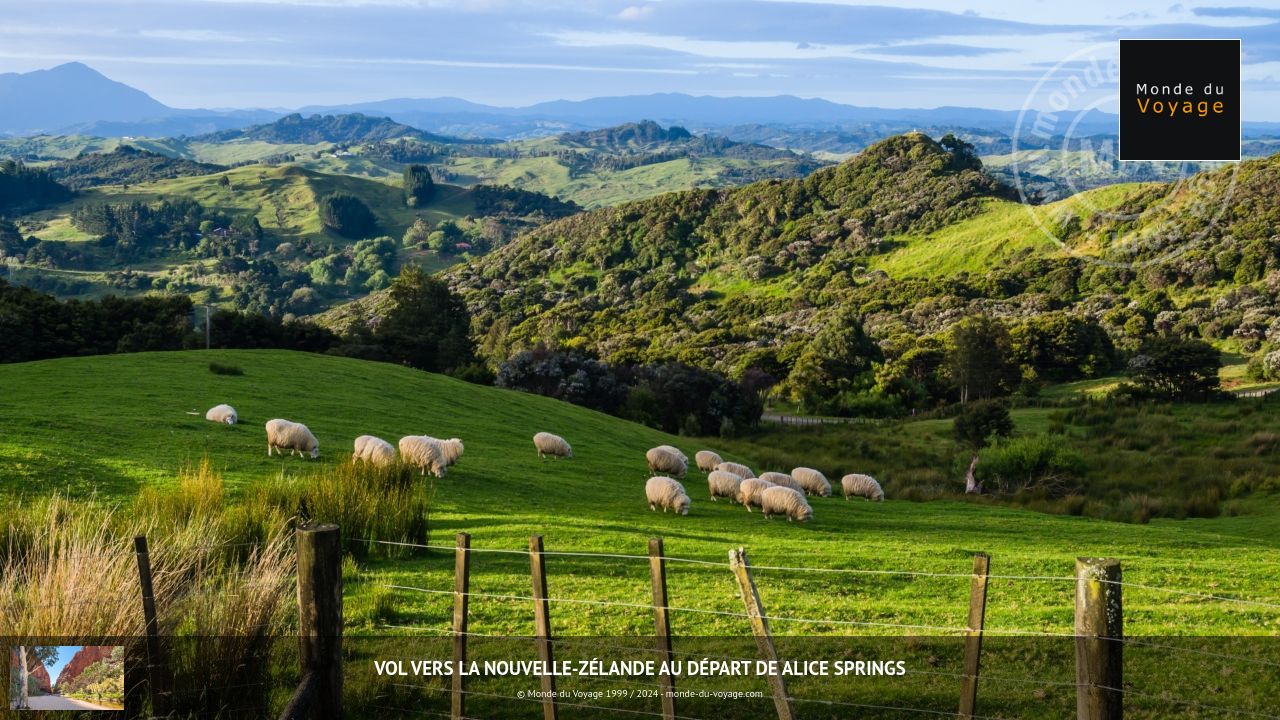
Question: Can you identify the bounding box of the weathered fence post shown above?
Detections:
[958,552,990,719]
[452,533,471,720]
[1075,558,1122,720]
[134,535,169,716]
[648,538,677,720]
[729,547,795,720]
[529,535,559,720]
[294,523,343,720]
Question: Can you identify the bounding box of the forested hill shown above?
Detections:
[196,113,475,145]
[559,119,815,162]
[49,146,225,189]
[447,131,1280,415]
[448,132,1011,359]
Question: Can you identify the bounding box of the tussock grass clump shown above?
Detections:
[208,362,244,376]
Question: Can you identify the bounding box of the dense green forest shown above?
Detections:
[49,145,225,189]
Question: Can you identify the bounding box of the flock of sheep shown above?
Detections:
[204,407,881,524]
[641,446,883,523]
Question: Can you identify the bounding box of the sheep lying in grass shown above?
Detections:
[266,419,319,459]
[399,435,449,477]
[206,404,238,425]
[647,446,688,478]
[737,477,776,512]
[353,435,396,467]
[695,450,723,473]
[533,432,573,459]
[645,476,691,515]
[760,486,813,522]
[759,471,804,493]
[791,467,832,497]
[841,474,884,502]
[716,461,755,479]
[707,470,743,503]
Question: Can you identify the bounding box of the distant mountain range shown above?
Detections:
[4,62,1280,144]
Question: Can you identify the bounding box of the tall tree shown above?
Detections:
[373,265,475,372]
[787,307,881,412]
[1128,336,1221,401]
[14,646,59,708]
[944,314,1020,403]
[953,399,1014,494]
[402,164,434,207]
[318,192,377,239]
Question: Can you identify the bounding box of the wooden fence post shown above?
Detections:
[134,535,169,716]
[648,538,677,720]
[958,552,990,719]
[1075,558,1122,720]
[529,535,558,720]
[728,547,795,720]
[452,533,471,720]
[296,523,343,720]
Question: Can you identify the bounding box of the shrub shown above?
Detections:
[971,435,1087,496]
[208,362,244,376]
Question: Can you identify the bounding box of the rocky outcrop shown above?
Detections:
[8,647,52,694]
[55,646,113,688]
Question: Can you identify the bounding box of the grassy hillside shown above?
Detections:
[1,349,1278,644]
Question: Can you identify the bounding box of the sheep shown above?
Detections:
[533,432,573,459]
[791,467,832,497]
[760,486,813,522]
[646,446,688,478]
[716,461,756,479]
[695,450,723,473]
[841,473,885,502]
[645,476,691,515]
[759,471,804,493]
[707,470,743,503]
[353,435,396,467]
[656,445,688,463]
[737,477,776,512]
[205,404,238,425]
[439,438,465,466]
[265,419,319,459]
[399,435,449,477]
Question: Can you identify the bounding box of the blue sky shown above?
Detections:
[1,1,1278,117]
[41,646,85,685]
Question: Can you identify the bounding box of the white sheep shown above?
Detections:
[205,404,238,425]
[791,467,832,497]
[353,435,396,467]
[760,486,813,522]
[399,435,449,477]
[656,445,689,463]
[695,450,723,473]
[533,432,573,459]
[841,474,884,502]
[737,477,776,512]
[265,419,319,459]
[646,446,688,478]
[439,438,465,466]
[716,461,755,479]
[645,476,691,515]
[707,470,743,503]
[759,471,804,493]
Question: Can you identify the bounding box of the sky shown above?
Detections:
[1,0,1279,117]
[41,646,86,685]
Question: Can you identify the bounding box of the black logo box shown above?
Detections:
[1119,39,1241,162]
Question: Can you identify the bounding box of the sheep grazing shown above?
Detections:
[205,404,238,425]
[707,470,743,503]
[759,471,804,493]
[737,477,776,512]
[716,461,756,479]
[353,435,396,467]
[760,486,814,522]
[265,419,319,459]
[399,435,449,477]
[841,473,884,502]
[533,432,573,459]
[656,445,689,463]
[646,446,688,478]
[645,476,691,516]
[791,467,832,497]
[695,450,724,473]
[439,438,465,466]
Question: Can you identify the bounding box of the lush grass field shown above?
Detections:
[1,349,1278,646]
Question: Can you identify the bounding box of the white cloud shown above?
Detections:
[618,5,653,21]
